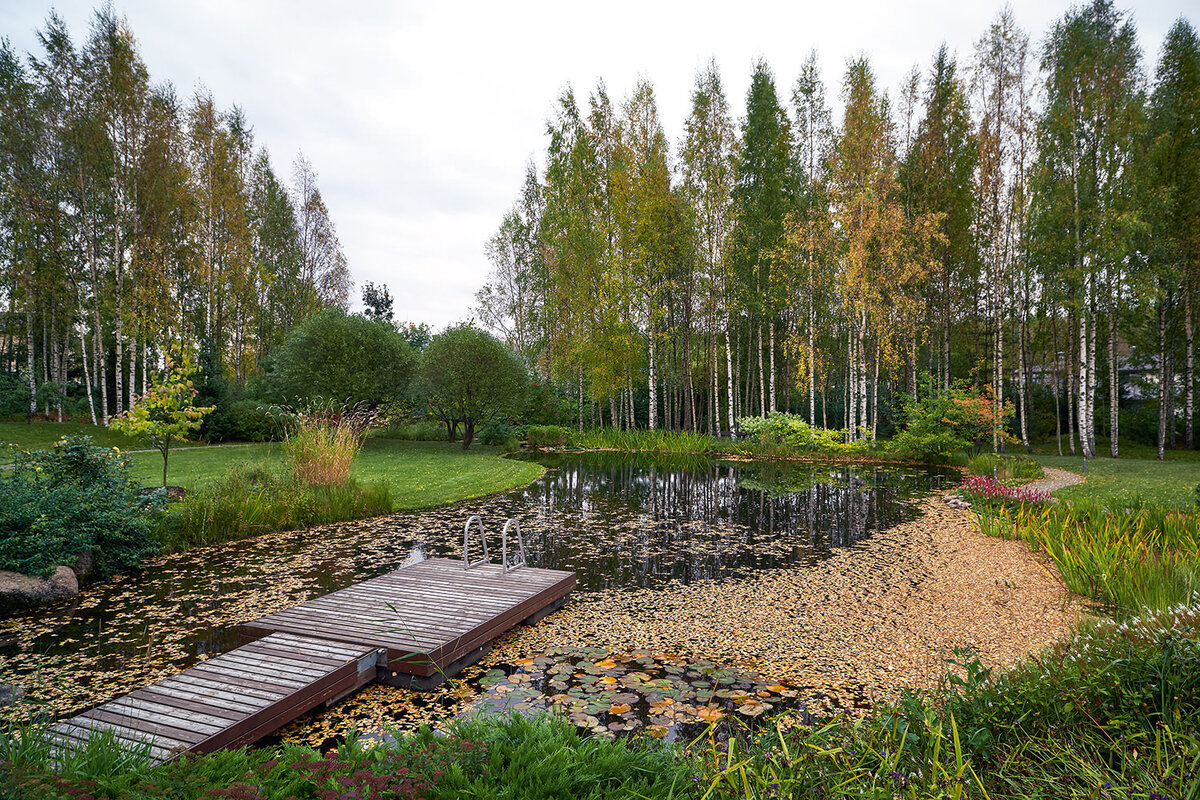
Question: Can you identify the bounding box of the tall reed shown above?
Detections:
[282,402,380,486]
[976,502,1200,614]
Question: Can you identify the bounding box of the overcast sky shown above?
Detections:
[0,0,1186,329]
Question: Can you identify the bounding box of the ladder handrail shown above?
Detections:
[463,515,489,569]
[501,518,527,573]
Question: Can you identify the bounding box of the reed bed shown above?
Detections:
[975,501,1200,614]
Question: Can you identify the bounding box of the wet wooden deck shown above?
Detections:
[49,556,576,762]
[241,558,577,685]
[49,633,379,764]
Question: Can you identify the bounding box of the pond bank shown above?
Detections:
[278,495,1080,745]
[493,497,1081,711]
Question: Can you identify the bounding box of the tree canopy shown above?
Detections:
[421,325,529,449]
[268,310,415,408]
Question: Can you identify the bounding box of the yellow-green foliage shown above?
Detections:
[976,503,1200,613]
[282,404,378,486]
[109,350,213,487]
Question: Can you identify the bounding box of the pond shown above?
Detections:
[0,451,955,739]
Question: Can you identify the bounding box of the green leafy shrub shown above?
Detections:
[737,412,850,453]
[204,400,279,442]
[967,452,1045,482]
[0,436,164,577]
[375,420,448,441]
[525,424,573,448]
[888,378,1015,462]
[157,466,393,550]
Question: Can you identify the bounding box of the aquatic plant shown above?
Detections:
[283,402,381,486]
[975,501,1200,614]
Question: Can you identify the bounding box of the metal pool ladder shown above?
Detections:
[463,516,527,573]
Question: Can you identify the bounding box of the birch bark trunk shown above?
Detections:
[757,324,765,418]
[648,330,657,430]
[768,319,776,414]
[725,328,735,432]
[1109,282,1119,458]
[1186,288,1194,450]
[1158,301,1168,461]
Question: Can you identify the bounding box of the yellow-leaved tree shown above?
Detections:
[110,350,214,488]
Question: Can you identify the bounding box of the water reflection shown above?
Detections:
[487,452,955,590]
[0,451,953,721]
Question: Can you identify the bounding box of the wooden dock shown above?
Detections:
[49,554,576,763]
[241,558,577,688]
[49,633,379,763]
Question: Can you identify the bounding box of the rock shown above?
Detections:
[0,565,79,613]
[72,549,94,580]
[0,683,25,706]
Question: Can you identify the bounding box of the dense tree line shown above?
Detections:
[477,1,1200,457]
[0,9,351,424]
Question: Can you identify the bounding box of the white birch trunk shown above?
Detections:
[768,319,776,414]
[1109,291,1119,458]
[1087,306,1097,456]
[725,328,735,433]
[757,324,765,418]
[648,330,657,430]
[1186,289,1194,450]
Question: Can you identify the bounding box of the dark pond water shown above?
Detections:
[0,451,955,727]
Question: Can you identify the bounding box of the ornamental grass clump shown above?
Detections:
[282,402,381,487]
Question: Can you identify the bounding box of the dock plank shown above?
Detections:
[51,633,377,766]
[242,558,576,678]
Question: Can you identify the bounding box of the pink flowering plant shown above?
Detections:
[958,474,1049,510]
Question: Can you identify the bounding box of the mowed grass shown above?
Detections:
[0,420,212,463]
[2,422,544,511]
[126,438,542,511]
[1030,452,1200,509]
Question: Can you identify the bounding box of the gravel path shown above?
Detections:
[1026,466,1085,496]
[482,497,1081,716]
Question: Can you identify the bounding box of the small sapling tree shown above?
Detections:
[111,350,214,487]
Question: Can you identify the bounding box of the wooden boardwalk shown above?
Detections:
[50,554,576,762]
[241,558,577,687]
[49,633,379,764]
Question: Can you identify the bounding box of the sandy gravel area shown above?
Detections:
[490,498,1082,713]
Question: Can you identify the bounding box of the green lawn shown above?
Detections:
[124,439,543,511]
[0,421,212,463]
[1030,451,1200,509]
[2,422,544,512]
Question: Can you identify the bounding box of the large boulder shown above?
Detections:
[0,565,79,614]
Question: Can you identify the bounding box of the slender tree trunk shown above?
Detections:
[757,324,766,418]
[1186,288,1194,450]
[871,343,880,441]
[1109,283,1119,458]
[1018,317,1029,452]
[648,330,657,430]
[768,319,776,414]
[25,300,36,420]
[1158,300,1169,461]
[1068,312,1077,456]
[1087,304,1097,457]
[858,309,868,436]
[725,328,735,433]
[1077,299,1091,458]
[808,303,816,426]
